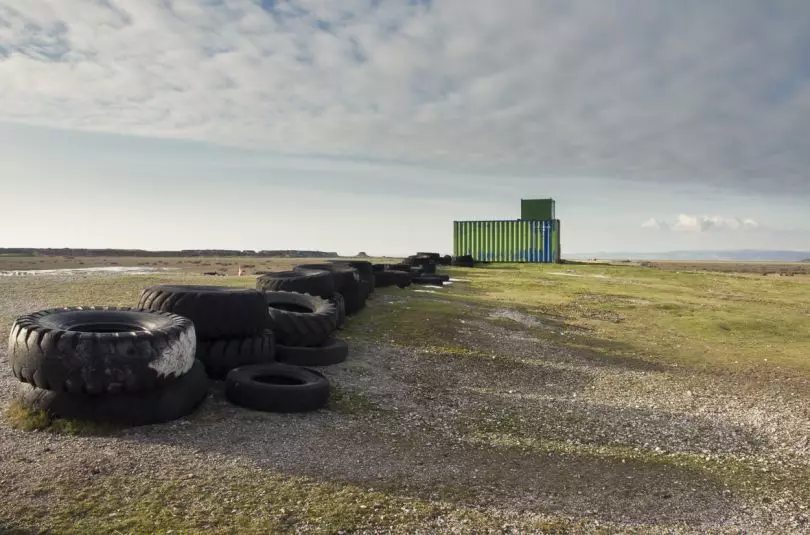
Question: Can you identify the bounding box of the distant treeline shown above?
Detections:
[0,248,339,258]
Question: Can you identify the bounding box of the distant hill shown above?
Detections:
[0,248,339,258]
[566,250,810,262]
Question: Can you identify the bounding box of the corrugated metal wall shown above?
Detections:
[453,220,561,263]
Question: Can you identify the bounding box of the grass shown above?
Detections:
[0,465,577,534]
[5,401,115,436]
[1,258,809,532]
[451,263,810,375]
[328,385,381,414]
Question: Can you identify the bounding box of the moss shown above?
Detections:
[5,401,115,436]
[328,385,381,414]
[0,467,573,534]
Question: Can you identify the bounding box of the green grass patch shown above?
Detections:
[0,466,576,535]
[328,385,381,414]
[5,401,114,436]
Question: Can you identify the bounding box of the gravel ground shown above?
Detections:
[0,280,808,533]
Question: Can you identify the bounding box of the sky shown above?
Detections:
[0,0,809,256]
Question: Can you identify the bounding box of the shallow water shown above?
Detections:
[0,266,176,277]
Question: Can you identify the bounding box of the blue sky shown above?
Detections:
[0,0,809,256]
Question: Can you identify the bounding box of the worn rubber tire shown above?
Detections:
[138,285,268,339]
[17,360,209,426]
[390,270,413,288]
[277,338,348,366]
[328,293,346,328]
[342,285,367,315]
[294,264,360,293]
[371,264,385,272]
[256,270,334,300]
[264,291,336,347]
[432,274,451,282]
[386,263,411,272]
[413,276,444,286]
[225,363,330,413]
[373,270,399,288]
[8,307,196,395]
[451,255,475,267]
[416,252,441,261]
[329,260,374,294]
[196,331,276,380]
[438,255,452,266]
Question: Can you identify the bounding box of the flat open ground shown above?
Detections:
[1,257,809,533]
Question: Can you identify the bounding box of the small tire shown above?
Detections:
[277,338,348,366]
[8,307,196,394]
[196,331,276,380]
[264,291,337,347]
[256,270,334,300]
[225,363,330,412]
[138,285,268,339]
[17,360,210,426]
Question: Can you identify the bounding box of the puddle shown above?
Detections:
[548,271,610,279]
[0,266,176,276]
[489,309,548,328]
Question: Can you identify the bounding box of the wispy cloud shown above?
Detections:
[643,214,761,232]
[2,1,810,195]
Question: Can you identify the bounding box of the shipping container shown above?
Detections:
[520,198,555,220]
[453,219,561,263]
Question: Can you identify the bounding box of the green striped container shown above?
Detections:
[453,220,561,263]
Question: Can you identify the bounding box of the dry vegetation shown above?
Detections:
[0,257,808,533]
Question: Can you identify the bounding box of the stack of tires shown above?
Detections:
[257,270,344,328]
[293,263,368,315]
[263,291,347,367]
[371,263,413,288]
[8,307,209,426]
[137,285,275,380]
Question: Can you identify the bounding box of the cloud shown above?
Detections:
[644,214,761,232]
[1,1,810,195]
[641,217,666,229]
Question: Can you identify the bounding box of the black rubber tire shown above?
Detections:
[371,264,385,272]
[451,255,475,267]
[438,255,452,266]
[256,270,334,299]
[294,264,360,293]
[416,252,441,261]
[390,270,413,288]
[386,263,411,272]
[138,285,268,339]
[8,307,196,395]
[196,331,276,380]
[413,276,444,286]
[432,274,451,282]
[373,270,399,288]
[420,262,437,275]
[17,360,210,426]
[328,293,346,328]
[277,338,348,366]
[225,363,330,413]
[264,291,337,347]
[329,260,374,294]
[342,285,367,315]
